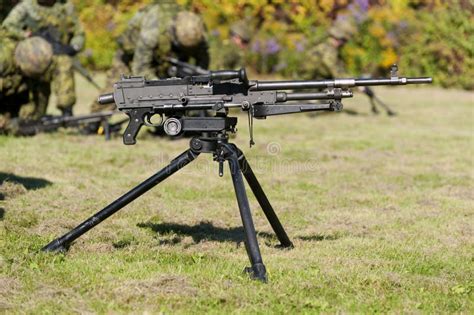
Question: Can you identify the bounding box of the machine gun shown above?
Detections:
[166,57,397,116]
[96,65,427,146]
[43,65,432,282]
[13,111,123,140]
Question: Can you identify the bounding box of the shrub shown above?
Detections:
[72,0,472,89]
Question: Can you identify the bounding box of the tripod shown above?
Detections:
[42,130,294,282]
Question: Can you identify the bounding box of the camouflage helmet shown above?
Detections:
[230,21,252,43]
[174,11,205,47]
[329,17,357,40]
[14,37,53,77]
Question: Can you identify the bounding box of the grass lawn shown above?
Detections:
[0,74,473,313]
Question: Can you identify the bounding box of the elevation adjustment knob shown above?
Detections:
[190,138,202,151]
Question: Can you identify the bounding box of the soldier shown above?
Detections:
[302,16,396,115]
[0,34,25,132]
[0,35,54,133]
[212,21,252,70]
[91,2,209,113]
[2,0,85,116]
[302,17,356,80]
[0,0,20,22]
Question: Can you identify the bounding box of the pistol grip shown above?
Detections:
[123,108,151,145]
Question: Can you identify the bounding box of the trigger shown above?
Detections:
[144,113,163,127]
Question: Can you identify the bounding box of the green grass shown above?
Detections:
[0,74,473,313]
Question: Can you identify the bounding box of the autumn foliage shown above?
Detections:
[73,0,473,89]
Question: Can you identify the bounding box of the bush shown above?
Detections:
[73,0,473,89]
[397,5,473,89]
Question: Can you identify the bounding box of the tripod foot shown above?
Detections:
[238,152,294,249]
[42,240,69,253]
[244,263,267,282]
[276,242,294,249]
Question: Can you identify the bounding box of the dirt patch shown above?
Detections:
[0,276,21,296]
[0,181,27,200]
[0,276,21,310]
[444,186,474,201]
[416,198,439,208]
[34,283,78,300]
[73,241,115,254]
[112,275,197,303]
[34,218,78,236]
[23,283,91,313]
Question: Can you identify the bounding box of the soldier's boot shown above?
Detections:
[81,121,101,135]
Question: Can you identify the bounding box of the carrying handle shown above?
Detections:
[210,68,248,84]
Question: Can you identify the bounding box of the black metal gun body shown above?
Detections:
[98,66,432,145]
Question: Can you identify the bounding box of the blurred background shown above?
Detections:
[73,0,473,89]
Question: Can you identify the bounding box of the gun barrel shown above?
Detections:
[353,77,433,86]
[276,91,353,102]
[251,77,432,91]
[98,93,115,105]
[406,77,433,84]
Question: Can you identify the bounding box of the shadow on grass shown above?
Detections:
[0,172,52,190]
[138,221,342,248]
[137,221,277,245]
[308,109,367,118]
[0,208,4,221]
[296,233,344,242]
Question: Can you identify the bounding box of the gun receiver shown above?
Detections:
[99,65,432,145]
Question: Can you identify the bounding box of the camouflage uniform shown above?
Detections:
[2,0,84,114]
[0,33,55,133]
[302,18,396,115]
[301,40,348,79]
[211,21,251,70]
[301,17,356,79]
[91,2,209,112]
[0,0,20,23]
[0,33,26,132]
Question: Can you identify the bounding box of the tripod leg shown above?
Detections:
[227,152,267,282]
[370,98,380,114]
[238,152,293,248]
[373,95,396,116]
[42,149,199,252]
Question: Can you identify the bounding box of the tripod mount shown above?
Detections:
[42,116,294,281]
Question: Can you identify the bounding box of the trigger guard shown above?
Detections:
[144,113,163,127]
